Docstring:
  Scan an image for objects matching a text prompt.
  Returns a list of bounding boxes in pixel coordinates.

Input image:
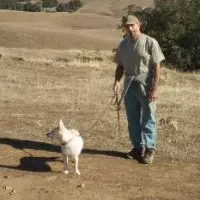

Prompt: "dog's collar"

[61,141,69,146]
[61,138,73,146]
[61,135,81,146]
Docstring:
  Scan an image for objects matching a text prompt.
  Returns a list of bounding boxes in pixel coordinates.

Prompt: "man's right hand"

[113,81,121,94]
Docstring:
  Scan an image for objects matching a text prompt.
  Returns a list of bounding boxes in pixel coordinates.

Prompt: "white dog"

[47,119,84,175]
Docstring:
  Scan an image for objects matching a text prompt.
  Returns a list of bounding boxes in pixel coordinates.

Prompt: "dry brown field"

[0,1,199,200]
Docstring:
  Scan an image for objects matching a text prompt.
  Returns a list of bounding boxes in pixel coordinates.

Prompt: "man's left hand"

[148,89,158,102]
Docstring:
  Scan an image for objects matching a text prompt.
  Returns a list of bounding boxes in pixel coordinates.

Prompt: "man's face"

[125,23,140,38]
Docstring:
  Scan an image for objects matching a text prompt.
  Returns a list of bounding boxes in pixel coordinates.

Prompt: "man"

[114,15,165,164]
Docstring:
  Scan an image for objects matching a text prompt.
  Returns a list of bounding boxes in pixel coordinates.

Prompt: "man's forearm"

[115,64,124,83]
[151,63,161,91]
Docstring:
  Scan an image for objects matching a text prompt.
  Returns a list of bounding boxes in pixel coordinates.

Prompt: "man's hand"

[148,89,158,102]
[113,81,121,94]
[114,64,124,94]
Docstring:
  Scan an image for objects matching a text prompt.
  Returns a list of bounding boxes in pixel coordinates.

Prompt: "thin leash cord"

[83,77,134,136]
[84,94,118,136]
[116,93,121,130]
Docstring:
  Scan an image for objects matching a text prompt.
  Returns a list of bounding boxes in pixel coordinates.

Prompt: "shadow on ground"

[0,156,59,172]
[0,137,127,172]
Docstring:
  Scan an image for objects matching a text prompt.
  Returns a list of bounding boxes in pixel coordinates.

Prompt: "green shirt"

[116,34,165,88]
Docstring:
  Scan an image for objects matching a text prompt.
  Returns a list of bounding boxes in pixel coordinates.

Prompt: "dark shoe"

[126,148,140,160]
[142,149,155,164]
[138,147,146,163]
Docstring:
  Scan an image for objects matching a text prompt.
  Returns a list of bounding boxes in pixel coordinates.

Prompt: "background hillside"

[0,0,154,50]
[0,11,120,50]
[78,0,154,16]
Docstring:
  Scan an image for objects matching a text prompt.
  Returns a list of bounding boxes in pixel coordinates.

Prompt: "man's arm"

[149,63,161,101]
[114,64,124,94]
[148,38,165,101]
[115,64,124,83]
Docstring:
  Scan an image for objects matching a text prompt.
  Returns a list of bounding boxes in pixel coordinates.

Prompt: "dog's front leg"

[74,155,80,175]
[62,152,69,174]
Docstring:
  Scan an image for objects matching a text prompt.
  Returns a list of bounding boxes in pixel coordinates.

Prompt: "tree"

[67,0,83,12]
[56,3,67,12]
[0,0,18,9]
[24,2,41,12]
[56,0,83,12]
[42,0,58,8]
[123,0,200,71]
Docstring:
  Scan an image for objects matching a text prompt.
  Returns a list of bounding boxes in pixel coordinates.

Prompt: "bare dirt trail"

[0,141,199,200]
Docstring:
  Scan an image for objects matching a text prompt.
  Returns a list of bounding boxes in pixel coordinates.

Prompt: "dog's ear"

[59,119,65,130]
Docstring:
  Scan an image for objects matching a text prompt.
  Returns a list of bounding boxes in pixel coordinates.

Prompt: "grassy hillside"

[59,0,154,16]
[0,11,122,50]
[79,0,154,16]
[0,47,199,163]
[0,0,154,50]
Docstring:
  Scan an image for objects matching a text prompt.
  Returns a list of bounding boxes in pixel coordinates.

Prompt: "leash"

[112,92,121,130]
[113,76,135,130]
[84,76,134,135]
[85,94,118,135]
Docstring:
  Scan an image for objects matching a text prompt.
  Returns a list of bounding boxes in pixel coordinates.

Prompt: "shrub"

[56,0,83,12]
[24,2,41,12]
[56,3,67,12]
[42,0,58,8]
[67,0,83,12]
[0,0,18,9]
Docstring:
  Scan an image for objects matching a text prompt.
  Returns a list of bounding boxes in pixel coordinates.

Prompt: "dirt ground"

[0,56,199,200]
[0,142,199,200]
[0,3,200,199]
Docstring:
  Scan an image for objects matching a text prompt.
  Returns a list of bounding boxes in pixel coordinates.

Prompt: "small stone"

[77,183,85,188]
[3,175,8,179]
[169,120,178,131]
[10,189,16,195]
[4,186,13,190]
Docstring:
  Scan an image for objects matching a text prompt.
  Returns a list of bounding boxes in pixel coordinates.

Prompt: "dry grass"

[60,0,154,16]
[0,48,199,164]
[157,69,200,162]
[0,11,122,50]
[0,7,199,200]
[0,0,154,50]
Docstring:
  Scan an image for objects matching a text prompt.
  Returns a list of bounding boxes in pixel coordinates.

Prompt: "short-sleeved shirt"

[116,34,165,89]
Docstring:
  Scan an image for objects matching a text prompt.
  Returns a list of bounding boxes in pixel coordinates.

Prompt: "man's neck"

[131,32,142,40]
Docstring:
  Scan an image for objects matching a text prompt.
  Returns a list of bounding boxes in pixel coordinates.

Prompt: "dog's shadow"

[0,138,127,172]
[0,156,59,172]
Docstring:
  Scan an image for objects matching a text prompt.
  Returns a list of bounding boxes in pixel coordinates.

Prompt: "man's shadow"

[0,138,127,172]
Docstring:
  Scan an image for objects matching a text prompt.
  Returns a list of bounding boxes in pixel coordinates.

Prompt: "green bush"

[56,0,83,12]
[56,3,67,12]
[42,0,58,8]
[0,0,41,11]
[67,0,83,12]
[0,0,18,9]
[24,2,41,12]
[124,0,200,71]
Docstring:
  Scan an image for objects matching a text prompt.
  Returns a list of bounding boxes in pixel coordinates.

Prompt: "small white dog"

[47,119,84,175]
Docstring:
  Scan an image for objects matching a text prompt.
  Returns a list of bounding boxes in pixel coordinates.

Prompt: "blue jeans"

[124,82,157,150]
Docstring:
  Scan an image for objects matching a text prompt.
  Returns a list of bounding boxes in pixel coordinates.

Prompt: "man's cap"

[125,15,139,25]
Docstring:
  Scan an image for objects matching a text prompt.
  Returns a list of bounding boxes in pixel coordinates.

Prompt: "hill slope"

[79,0,154,16]
[0,11,121,50]
[0,0,154,50]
